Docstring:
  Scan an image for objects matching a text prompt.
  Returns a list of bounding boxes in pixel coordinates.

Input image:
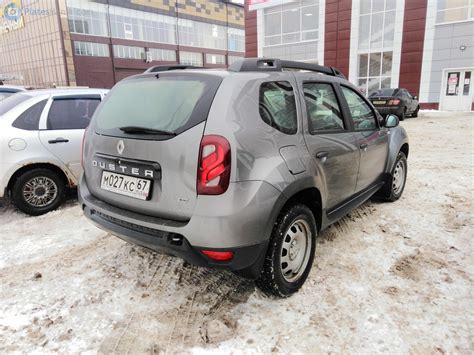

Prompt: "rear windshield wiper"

[119,126,176,136]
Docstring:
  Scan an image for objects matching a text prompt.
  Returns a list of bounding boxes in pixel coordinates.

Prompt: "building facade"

[0,0,245,88]
[245,0,474,111]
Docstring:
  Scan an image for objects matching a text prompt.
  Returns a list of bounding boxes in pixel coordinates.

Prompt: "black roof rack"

[228,58,346,79]
[144,65,203,73]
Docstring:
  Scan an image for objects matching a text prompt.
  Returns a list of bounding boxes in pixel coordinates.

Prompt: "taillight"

[197,135,231,195]
[201,250,234,262]
[388,99,401,105]
[81,127,88,168]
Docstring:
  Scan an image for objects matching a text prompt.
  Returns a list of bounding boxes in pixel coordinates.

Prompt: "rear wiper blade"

[119,126,176,136]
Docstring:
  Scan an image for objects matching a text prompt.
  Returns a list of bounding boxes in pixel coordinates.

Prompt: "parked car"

[0,88,108,215]
[79,59,409,297]
[368,88,420,120]
[0,85,26,101]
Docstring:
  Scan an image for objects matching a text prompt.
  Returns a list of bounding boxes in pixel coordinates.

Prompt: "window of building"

[259,81,297,135]
[357,0,396,95]
[358,51,392,96]
[179,51,203,66]
[341,86,377,131]
[263,0,319,46]
[228,55,244,65]
[436,0,474,23]
[67,0,109,36]
[205,53,226,65]
[303,83,344,133]
[47,98,101,130]
[74,41,110,57]
[113,45,145,60]
[178,19,227,50]
[108,5,177,44]
[148,48,176,62]
[228,28,245,52]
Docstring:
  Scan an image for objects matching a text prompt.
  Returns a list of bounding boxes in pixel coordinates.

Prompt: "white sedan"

[0,88,108,215]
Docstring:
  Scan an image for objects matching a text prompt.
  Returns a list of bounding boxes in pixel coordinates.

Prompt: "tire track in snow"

[98,252,254,354]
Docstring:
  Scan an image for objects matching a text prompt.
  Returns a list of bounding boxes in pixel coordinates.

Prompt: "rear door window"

[259,81,297,135]
[93,73,223,139]
[47,97,101,130]
[303,82,345,133]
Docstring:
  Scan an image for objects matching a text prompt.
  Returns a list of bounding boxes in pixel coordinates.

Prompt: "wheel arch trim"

[264,177,325,242]
[6,161,74,194]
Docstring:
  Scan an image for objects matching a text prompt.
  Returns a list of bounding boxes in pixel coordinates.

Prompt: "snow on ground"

[0,111,473,353]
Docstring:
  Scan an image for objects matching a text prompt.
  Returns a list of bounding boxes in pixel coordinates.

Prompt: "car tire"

[412,105,420,118]
[399,107,407,121]
[12,168,66,216]
[384,152,408,202]
[255,204,317,297]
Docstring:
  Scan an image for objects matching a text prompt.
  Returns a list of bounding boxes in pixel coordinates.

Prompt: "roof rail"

[228,58,346,79]
[144,65,203,73]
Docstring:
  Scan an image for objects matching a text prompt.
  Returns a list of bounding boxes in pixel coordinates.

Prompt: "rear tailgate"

[83,72,222,221]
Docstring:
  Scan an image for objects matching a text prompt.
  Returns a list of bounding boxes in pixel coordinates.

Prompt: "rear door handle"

[48,138,69,144]
[360,143,368,150]
[316,151,328,163]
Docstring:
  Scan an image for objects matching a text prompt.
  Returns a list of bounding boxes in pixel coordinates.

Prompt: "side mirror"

[413,95,418,100]
[385,114,400,128]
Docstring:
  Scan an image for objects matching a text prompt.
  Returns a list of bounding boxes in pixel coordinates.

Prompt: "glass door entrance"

[441,69,473,111]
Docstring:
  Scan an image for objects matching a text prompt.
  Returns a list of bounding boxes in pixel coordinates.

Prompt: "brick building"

[0,0,245,88]
[245,0,473,111]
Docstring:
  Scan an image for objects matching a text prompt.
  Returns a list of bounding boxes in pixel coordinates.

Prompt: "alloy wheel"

[22,176,58,208]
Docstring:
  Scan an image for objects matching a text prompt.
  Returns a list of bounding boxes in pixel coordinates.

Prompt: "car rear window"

[93,73,222,139]
[0,92,14,101]
[370,88,396,97]
[0,93,32,116]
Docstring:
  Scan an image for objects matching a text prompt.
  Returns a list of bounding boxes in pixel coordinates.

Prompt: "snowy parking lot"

[0,111,473,353]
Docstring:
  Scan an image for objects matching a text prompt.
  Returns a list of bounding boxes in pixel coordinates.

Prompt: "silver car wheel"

[392,159,406,195]
[22,176,58,208]
[280,218,312,283]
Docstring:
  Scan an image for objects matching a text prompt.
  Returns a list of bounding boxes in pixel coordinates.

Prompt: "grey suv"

[79,59,409,297]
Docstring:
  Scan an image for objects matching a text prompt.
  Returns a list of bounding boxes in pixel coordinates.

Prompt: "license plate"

[373,100,386,105]
[100,171,151,200]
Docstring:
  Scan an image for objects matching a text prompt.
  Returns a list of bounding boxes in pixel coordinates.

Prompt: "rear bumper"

[83,205,267,278]
[79,176,281,278]
[374,106,404,117]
